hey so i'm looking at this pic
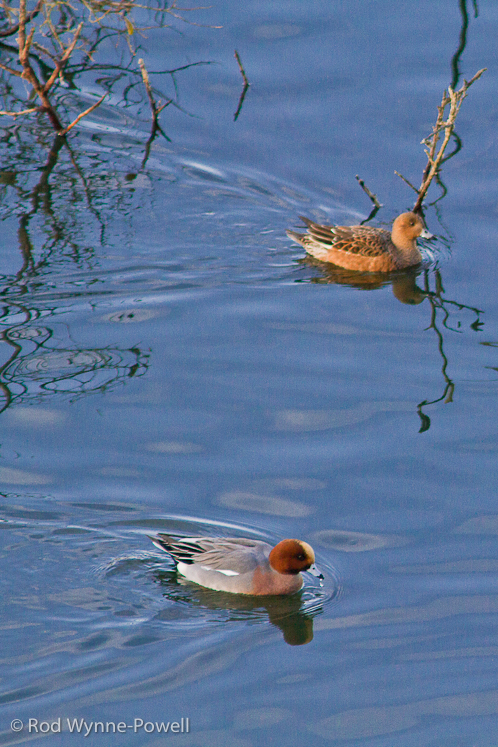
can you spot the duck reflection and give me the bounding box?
[303,257,426,305]
[152,568,322,646]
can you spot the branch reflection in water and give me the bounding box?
[300,260,483,433]
[0,126,153,413]
[0,303,150,413]
[0,0,216,141]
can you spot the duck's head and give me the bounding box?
[269,539,319,576]
[392,212,432,244]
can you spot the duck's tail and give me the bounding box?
[286,229,306,246]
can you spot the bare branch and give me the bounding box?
[139,57,171,119]
[0,61,23,77]
[411,68,486,212]
[394,171,418,193]
[0,106,41,117]
[18,0,27,53]
[43,22,84,93]
[0,0,42,37]
[0,0,215,136]
[234,50,249,87]
[58,92,108,135]
[233,49,250,121]
[355,174,382,208]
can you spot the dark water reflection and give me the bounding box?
[152,570,325,647]
[0,0,498,745]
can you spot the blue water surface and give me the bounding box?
[1,0,498,745]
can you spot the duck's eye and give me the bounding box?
[297,553,305,560]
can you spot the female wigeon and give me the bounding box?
[287,212,432,272]
[150,535,323,595]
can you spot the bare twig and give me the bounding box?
[16,0,64,130]
[138,58,171,119]
[394,171,418,193]
[0,0,215,136]
[58,92,107,135]
[0,61,23,77]
[233,49,250,121]
[234,50,249,87]
[140,117,172,170]
[0,0,42,37]
[403,67,486,213]
[32,41,59,65]
[0,106,41,117]
[43,22,84,93]
[355,174,382,208]
[138,58,172,166]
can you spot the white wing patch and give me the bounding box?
[200,565,239,576]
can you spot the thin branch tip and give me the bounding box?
[58,93,108,136]
[408,66,486,212]
[234,50,250,86]
[233,50,250,120]
[394,171,418,194]
[355,174,382,209]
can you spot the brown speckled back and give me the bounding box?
[287,212,424,272]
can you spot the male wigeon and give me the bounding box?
[287,212,432,272]
[150,534,323,595]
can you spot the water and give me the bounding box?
[1,0,498,744]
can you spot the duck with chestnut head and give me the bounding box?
[150,535,323,595]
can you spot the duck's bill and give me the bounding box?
[307,564,324,585]
[420,227,434,240]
